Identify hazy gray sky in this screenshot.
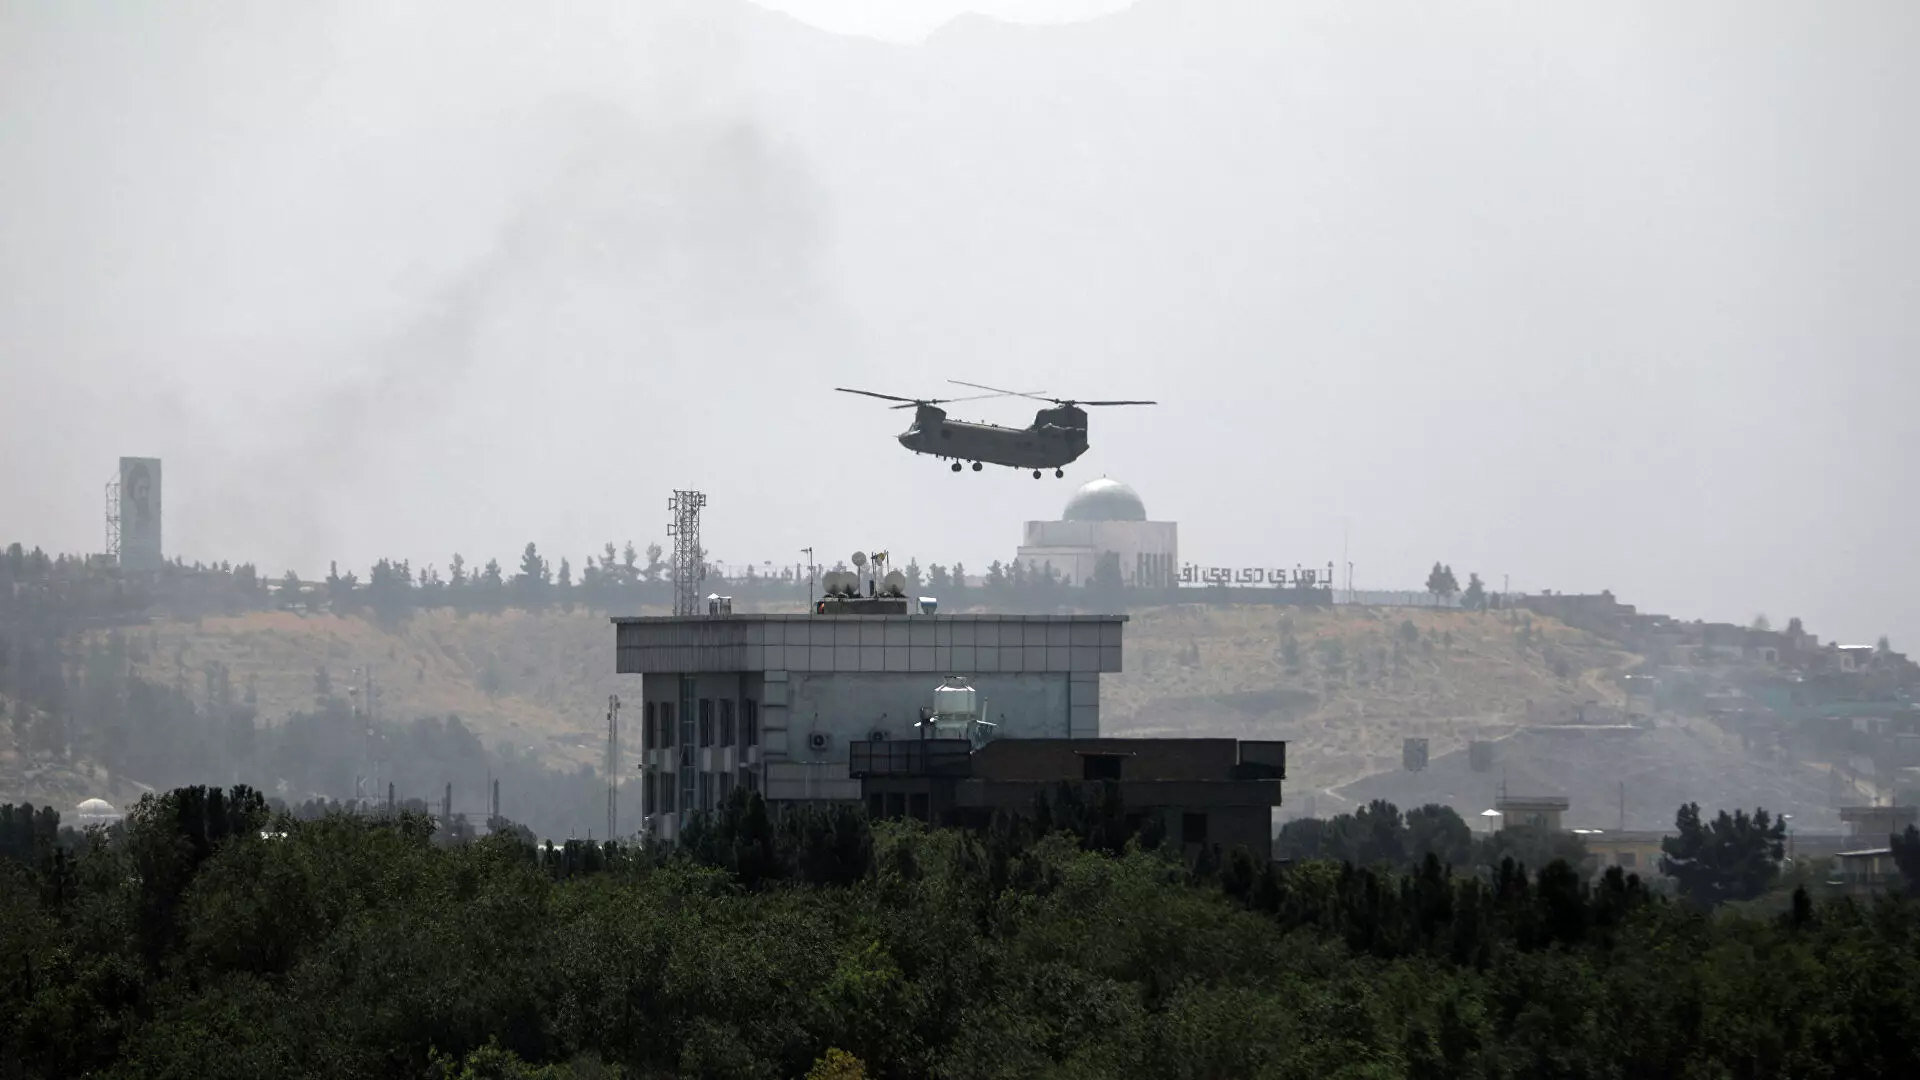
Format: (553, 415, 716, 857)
(3, 0, 1915, 647)
(758, 0, 1136, 41)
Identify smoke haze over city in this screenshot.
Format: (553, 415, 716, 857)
(3, 0, 1916, 646)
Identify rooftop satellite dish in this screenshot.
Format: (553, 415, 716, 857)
(851, 551, 868, 567)
(882, 570, 906, 597)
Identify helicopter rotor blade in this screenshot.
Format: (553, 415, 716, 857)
(946, 379, 1053, 403)
(942, 389, 1047, 405)
(835, 387, 922, 405)
(1072, 399, 1157, 406)
(882, 391, 1034, 410)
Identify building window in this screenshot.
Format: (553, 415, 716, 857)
(698, 771, 711, 812)
(1083, 754, 1123, 782)
(699, 699, 713, 747)
(742, 768, 758, 795)
(1182, 812, 1208, 845)
(717, 772, 733, 807)
(720, 699, 735, 747)
(643, 771, 657, 815)
(659, 779, 675, 814)
(658, 703, 674, 748)
(743, 700, 759, 747)
(910, 792, 930, 821)
(643, 702, 656, 752)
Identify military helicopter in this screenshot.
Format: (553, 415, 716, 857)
(835, 379, 1156, 478)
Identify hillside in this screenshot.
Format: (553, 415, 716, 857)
(86, 603, 1635, 808)
(0, 695, 155, 810)
(1099, 605, 1641, 805)
(121, 607, 639, 774)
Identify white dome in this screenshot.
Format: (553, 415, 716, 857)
(1062, 477, 1147, 522)
(76, 798, 118, 815)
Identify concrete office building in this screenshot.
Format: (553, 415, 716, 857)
(615, 611, 1126, 841)
(1016, 477, 1178, 588)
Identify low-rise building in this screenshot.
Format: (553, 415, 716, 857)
(1578, 829, 1666, 875)
(851, 735, 1287, 858)
(1831, 847, 1900, 896)
(1495, 794, 1569, 832)
(1837, 804, 1918, 840)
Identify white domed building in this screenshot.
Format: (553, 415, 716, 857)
(75, 798, 123, 828)
(1015, 477, 1178, 587)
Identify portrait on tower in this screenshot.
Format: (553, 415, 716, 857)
(117, 456, 164, 571)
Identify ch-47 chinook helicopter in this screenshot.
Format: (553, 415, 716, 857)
(835, 379, 1156, 478)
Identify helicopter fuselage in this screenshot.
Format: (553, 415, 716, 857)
(897, 404, 1090, 470)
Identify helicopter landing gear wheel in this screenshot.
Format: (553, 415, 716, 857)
(971, 461, 982, 471)
(1055, 468, 1065, 478)
(1032, 469, 1042, 479)
(951, 461, 962, 472)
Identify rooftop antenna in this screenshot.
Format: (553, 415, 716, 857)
(667, 490, 707, 617)
(802, 547, 815, 608)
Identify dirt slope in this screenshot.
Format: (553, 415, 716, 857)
(1102, 605, 1641, 798)
(95, 603, 1631, 805)
(121, 607, 645, 771)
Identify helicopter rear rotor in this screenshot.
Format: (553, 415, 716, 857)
(946, 379, 1155, 409)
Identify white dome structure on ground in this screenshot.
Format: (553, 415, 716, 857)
(1016, 476, 1178, 587)
(75, 798, 123, 827)
(1062, 477, 1148, 522)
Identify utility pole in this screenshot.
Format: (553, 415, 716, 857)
(365, 666, 377, 799)
(606, 695, 621, 841)
(802, 547, 815, 608)
(1340, 520, 1349, 605)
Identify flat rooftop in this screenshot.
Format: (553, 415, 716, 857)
(613, 613, 1126, 675)
(610, 614, 1129, 624)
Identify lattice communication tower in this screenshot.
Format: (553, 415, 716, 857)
(667, 490, 707, 617)
(104, 476, 121, 561)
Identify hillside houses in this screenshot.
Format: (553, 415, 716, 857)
(1511, 591, 1915, 682)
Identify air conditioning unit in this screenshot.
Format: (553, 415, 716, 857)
(808, 731, 830, 752)
(869, 729, 888, 742)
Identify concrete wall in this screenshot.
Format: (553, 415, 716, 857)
(969, 738, 1241, 781)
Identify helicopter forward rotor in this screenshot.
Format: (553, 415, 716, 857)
(946, 379, 1155, 408)
(835, 386, 1047, 410)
